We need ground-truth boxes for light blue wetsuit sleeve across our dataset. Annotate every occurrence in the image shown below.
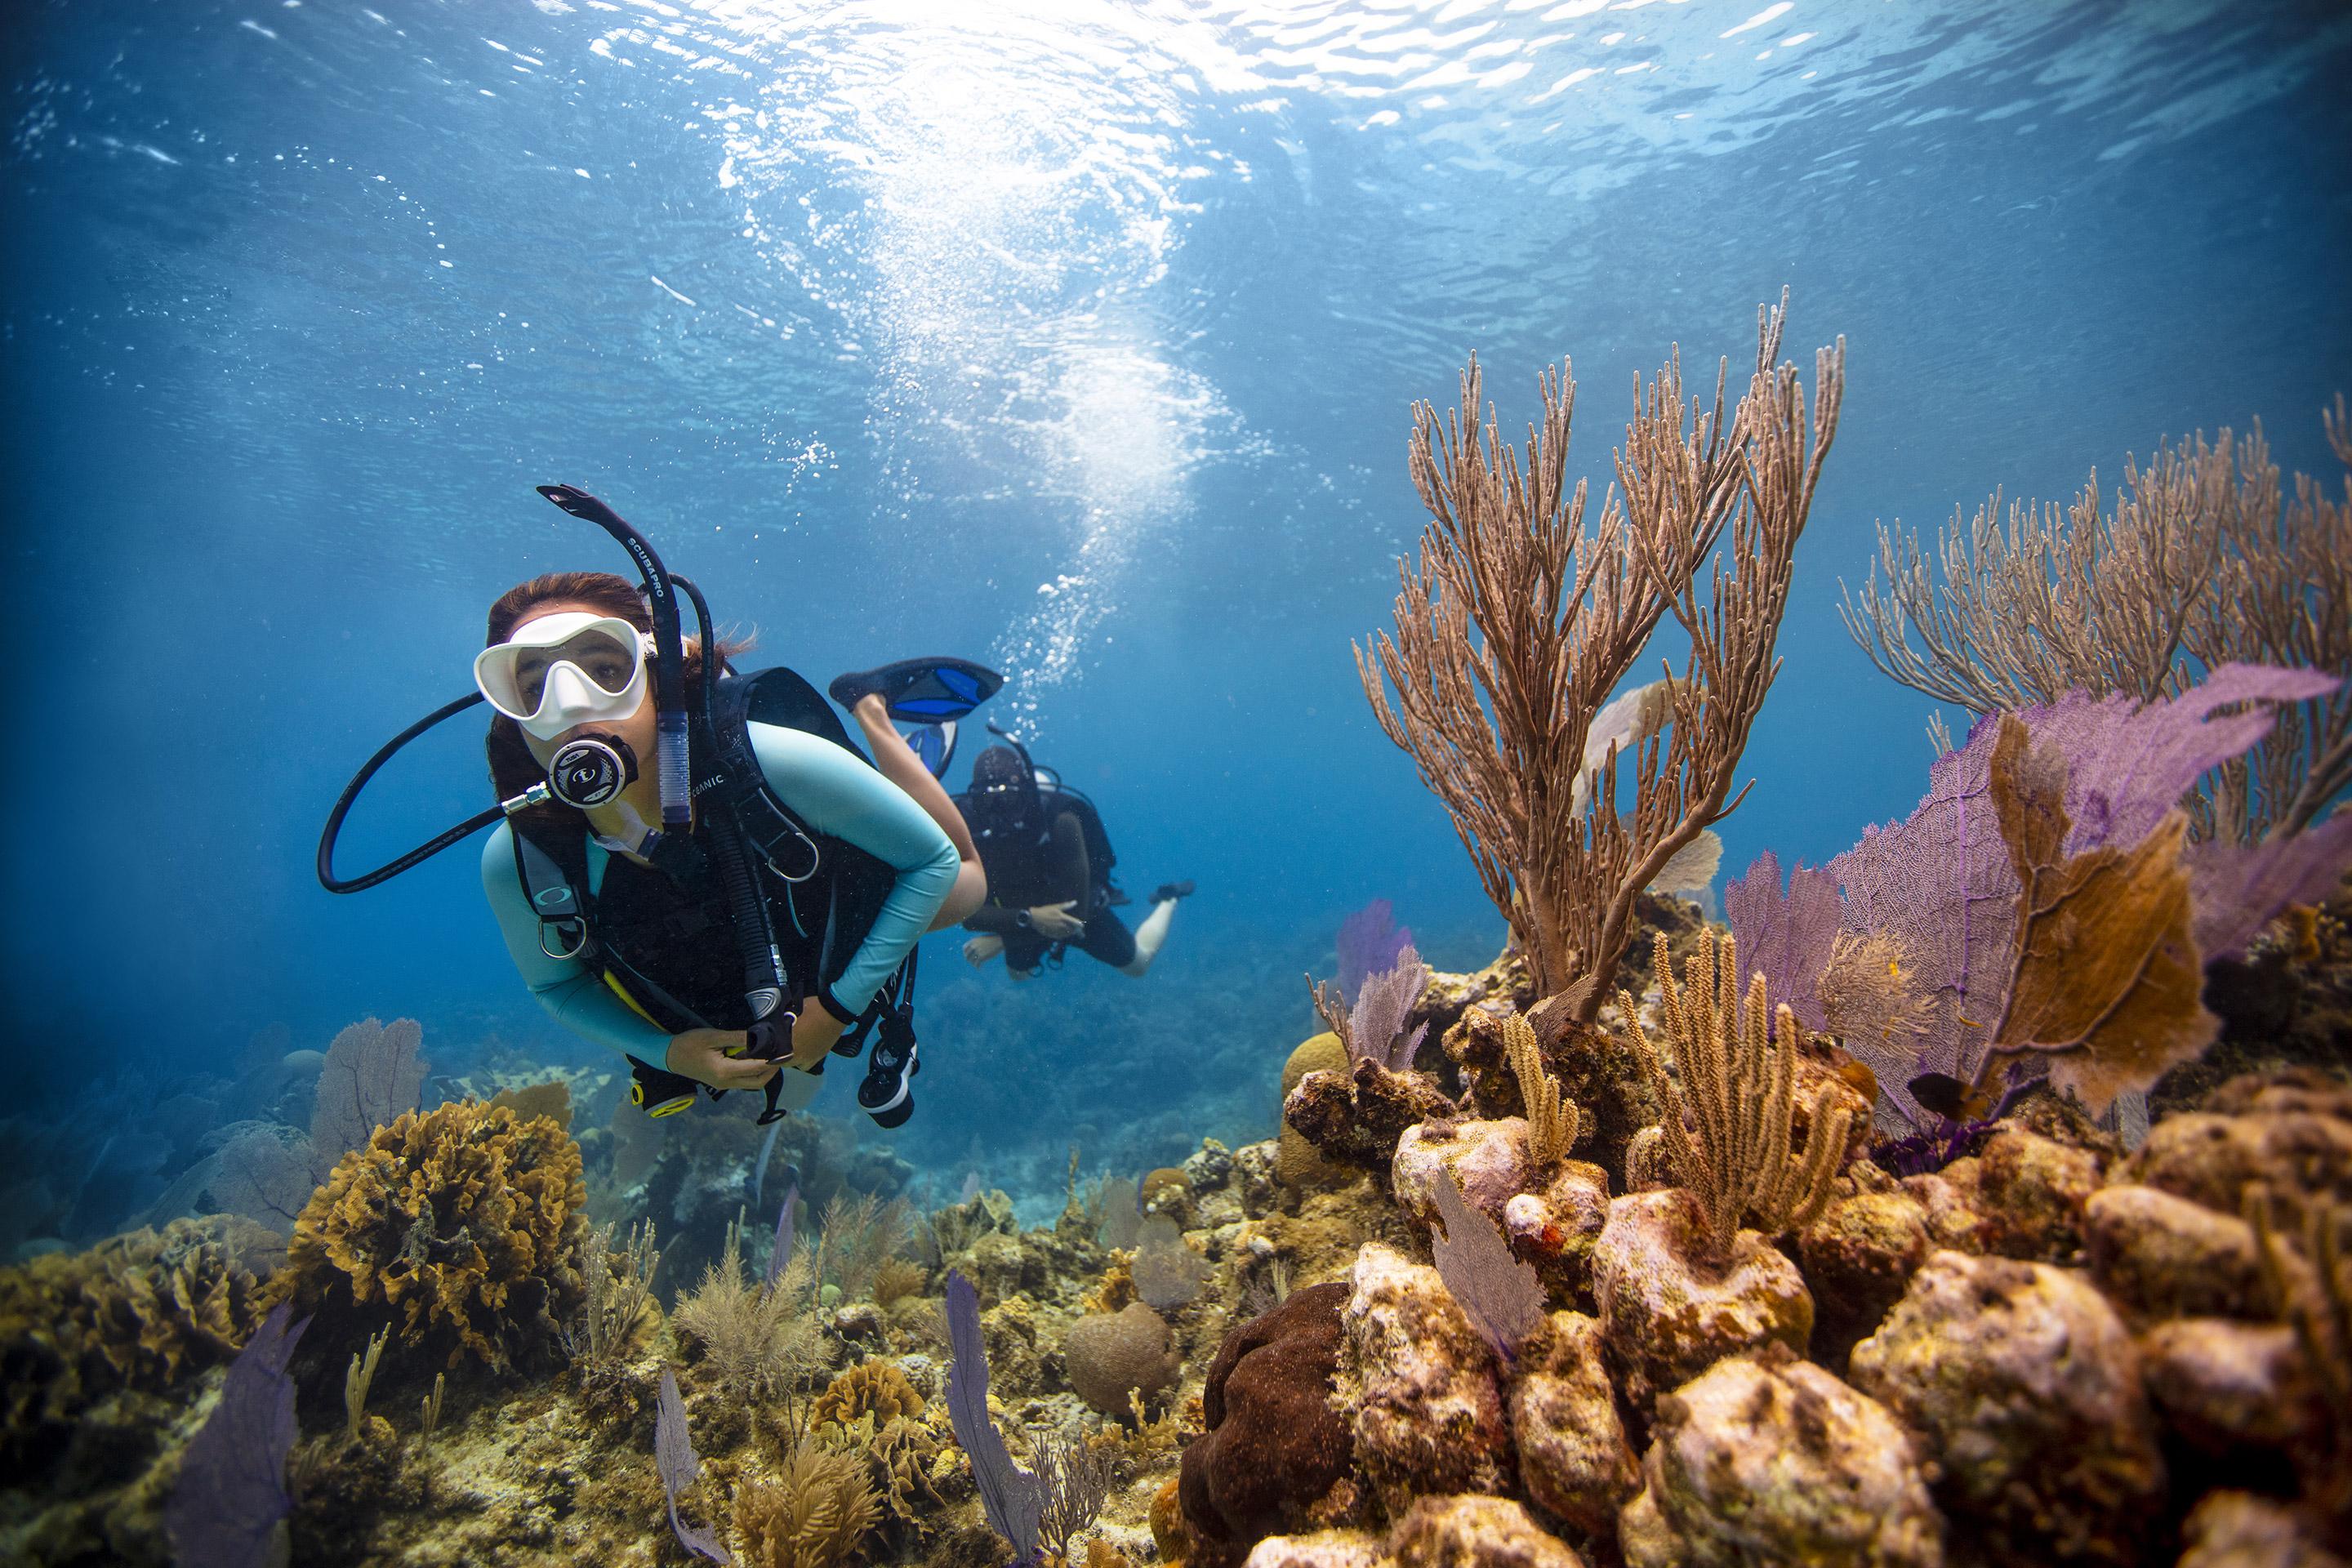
[480,822,673,1060]
[749,721,960,1020]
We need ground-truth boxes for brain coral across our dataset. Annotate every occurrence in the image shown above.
[1179,1281,1356,1566]
[0,1216,267,1463]
[1065,1301,1178,1417]
[274,1099,587,1370]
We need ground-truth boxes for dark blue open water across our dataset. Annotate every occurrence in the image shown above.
[4,0,2348,1214]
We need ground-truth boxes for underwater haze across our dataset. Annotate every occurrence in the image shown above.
[3,0,2350,1196]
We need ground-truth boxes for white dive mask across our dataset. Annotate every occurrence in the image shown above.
[473,612,654,742]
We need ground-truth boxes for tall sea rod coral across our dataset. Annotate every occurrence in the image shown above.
[1357,292,1844,1017]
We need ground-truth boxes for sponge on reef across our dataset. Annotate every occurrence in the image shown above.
[271,1099,588,1371]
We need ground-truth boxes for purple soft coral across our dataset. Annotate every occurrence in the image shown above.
[2029,664,2339,854]
[1829,663,2339,1135]
[946,1269,1046,1565]
[1826,716,2018,1127]
[656,1366,731,1564]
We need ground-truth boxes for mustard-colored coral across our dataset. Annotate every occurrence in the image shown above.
[274,1099,588,1370]
[810,1358,924,1428]
[1083,1254,1138,1315]
[733,1441,882,1568]
[1,1217,265,1458]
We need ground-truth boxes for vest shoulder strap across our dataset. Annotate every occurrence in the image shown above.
[511,821,594,961]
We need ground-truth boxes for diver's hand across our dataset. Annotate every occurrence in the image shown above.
[1027,901,1086,940]
[787,1000,846,1070]
[964,933,1004,967]
[665,1028,777,1091]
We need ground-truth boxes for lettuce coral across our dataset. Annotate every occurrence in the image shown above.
[271,1099,587,1371]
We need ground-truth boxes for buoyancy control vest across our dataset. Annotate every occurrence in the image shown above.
[509,666,920,1116]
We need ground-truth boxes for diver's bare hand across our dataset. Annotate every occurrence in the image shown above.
[1027,901,1086,940]
[666,1028,777,1090]
[964,933,1004,967]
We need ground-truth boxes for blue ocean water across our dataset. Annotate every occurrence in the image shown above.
[3,1,2347,1211]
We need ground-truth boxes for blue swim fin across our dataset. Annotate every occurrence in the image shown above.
[829,657,1004,724]
[901,719,959,779]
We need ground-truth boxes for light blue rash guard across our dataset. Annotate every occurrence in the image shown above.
[481,720,960,1059]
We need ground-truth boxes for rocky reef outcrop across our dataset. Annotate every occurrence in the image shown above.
[1848,1249,2167,1566]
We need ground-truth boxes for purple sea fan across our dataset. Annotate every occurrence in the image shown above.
[1825,718,2020,1130]
[166,1303,310,1568]
[1348,944,1432,1071]
[1429,1171,1546,1363]
[1337,899,1414,1004]
[1723,850,1840,1035]
[945,1270,1046,1565]
[1827,662,2336,1134]
[2026,663,2340,854]
[2186,816,2352,959]
[656,1366,731,1564]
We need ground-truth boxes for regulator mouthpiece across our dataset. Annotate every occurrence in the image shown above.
[549,733,638,809]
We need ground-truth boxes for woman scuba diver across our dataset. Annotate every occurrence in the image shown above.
[476,570,1000,1125]
[319,484,1002,1129]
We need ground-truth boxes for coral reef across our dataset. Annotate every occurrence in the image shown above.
[8,999,2351,1568]
[11,315,2352,1568]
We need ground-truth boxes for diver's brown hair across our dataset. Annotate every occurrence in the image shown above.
[483,571,753,808]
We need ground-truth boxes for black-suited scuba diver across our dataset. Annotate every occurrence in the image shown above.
[953,733,1193,979]
[315,483,1004,1128]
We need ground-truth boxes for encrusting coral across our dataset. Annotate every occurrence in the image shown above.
[1618,1347,1944,1568]
[1847,1250,2167,1566]
[270,1098,587,1371]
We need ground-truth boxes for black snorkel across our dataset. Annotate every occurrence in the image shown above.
[532,485,692,834]
[316,482,682,893]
